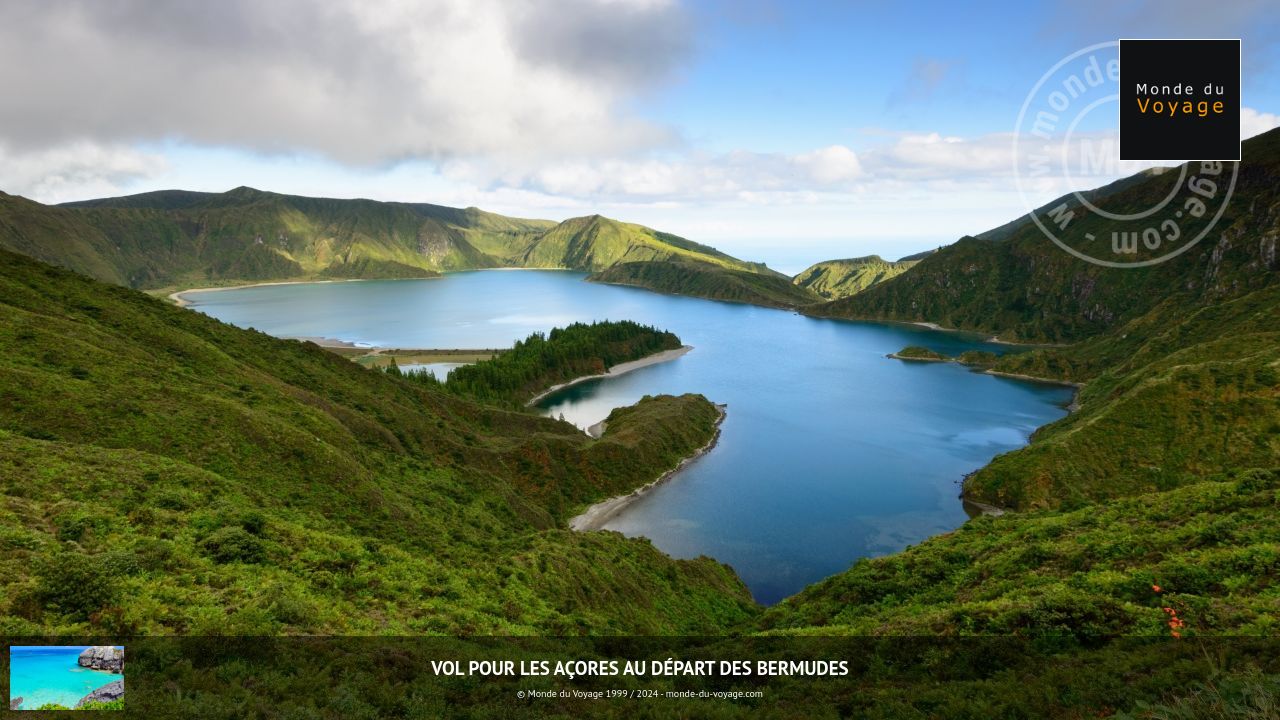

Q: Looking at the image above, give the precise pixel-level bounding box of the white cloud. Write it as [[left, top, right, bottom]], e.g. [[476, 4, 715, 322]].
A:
[[792, 146, 863, 183], [0, 142, 168, 205], [1242, 108, 1280, 139], [443, 144, 866, 202], [0, 0, 689, 166], [863, 132, 1012, 178]]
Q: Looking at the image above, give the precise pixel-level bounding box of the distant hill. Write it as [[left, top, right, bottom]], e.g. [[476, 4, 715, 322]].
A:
[[972, 168, 1172, 244], [589, 260, 819, 308], [897, 247, 940, 262], [791, 255, 917, 300], [0, 187, 768, 291]]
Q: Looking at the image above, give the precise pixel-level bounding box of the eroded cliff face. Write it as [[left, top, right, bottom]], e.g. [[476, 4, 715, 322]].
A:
[[78, 646, 124, 673]]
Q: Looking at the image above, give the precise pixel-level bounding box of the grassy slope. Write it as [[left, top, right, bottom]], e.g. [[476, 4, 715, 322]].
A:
[[0, 248, 754, 635], [761, 467, 1280, 636], [519, 215, 764, 273], [589, 260, 819, 308], [890, 345, 949, 361], [968, 286, 1280, 510], [792, 255, 917, 300]]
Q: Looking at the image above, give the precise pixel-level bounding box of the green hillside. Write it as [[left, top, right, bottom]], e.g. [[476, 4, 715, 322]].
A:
[[805, 129, 1280, 344], [965, 283, 1280, 510], [516, 214, 765, 273], [762, 467, 1280, 637], [0, 188, 774, 293], [792, 255, 917, 300], [0, 247, 755, 635], [589, 260, 819, 308]]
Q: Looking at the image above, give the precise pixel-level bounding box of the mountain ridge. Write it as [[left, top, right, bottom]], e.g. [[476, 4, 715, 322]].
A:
[[0, 187, 768, 292], [792, 255, 918, 300]]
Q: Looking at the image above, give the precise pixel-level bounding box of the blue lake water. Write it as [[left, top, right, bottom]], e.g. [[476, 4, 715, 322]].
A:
[[183, 271, 1072, 604], [8, 646, 121, 709]]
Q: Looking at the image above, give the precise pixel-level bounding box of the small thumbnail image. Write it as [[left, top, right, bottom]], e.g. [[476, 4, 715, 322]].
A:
[[9, 645, 123, 711]]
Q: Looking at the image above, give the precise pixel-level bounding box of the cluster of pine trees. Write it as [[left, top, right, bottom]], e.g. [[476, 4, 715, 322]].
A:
[[447, 320, 680, 404], [394, 321, 680, 406]]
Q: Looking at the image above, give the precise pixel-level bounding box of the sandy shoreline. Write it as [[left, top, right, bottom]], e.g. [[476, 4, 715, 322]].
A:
[[908, 320, 1062, 347], [168, 279, 370, 308], [167, 275, 447, 308], [984, 370, 1082, 412], [886, 351, 949, 363], [526, 345, 694, 406], [287, 335, 367, 349], [960, 496, 1007, 518], [569, 404, 726, 532], [982, 369, 1082, 388], [586, 420, 608, 439]]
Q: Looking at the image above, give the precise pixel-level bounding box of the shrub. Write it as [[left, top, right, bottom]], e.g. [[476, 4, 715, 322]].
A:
[[101, 548, 143, 576], [55, 511, 110, 543], [239, 510, 267, 536], [0, 525, 42, 551], [35, 552, 118, 619], [151, 487, 196, 511], [133, 538, 175, 571], [199, 526, 266, 564], [79, 698, 126, 710]]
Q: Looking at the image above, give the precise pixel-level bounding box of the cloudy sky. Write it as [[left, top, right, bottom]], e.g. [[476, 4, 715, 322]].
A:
[[2, 0, 1278, 272]]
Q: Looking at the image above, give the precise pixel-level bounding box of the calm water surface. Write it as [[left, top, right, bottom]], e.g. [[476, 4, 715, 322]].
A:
[[185, 272, 1072, 603]]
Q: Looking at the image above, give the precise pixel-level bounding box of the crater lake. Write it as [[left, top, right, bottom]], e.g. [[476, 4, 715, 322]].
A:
[[181, 271, 1073, 604]]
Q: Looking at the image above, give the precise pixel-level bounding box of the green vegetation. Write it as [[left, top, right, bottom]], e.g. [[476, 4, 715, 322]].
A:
[[348, 348, 499, 369], [0, 128, 1276, 718], [0, 187, 776, 294], [955, 349, 999, 368], [792, 255, 916, 300], [33, 698, 124, 711], [516, 214, 765, 273], [0, 248, 754, 635], [317, 257, 440, 279], [966, 284, 1280, 510], [1, 182, 833, 312], [889, 345, 950, 362], [590, 260, 819, 308], [743, 469, 1280, 716], [762, 467, 1280, 636], [414, 320, 681, 406]]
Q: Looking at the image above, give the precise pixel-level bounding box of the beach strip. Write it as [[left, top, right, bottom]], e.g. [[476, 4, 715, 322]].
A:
[[569, 404, 725, 532], [526, 345, 693, 406]]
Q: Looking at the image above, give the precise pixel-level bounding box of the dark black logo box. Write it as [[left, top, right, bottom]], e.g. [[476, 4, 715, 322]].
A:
[[1120, 39, 1241, 161]]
